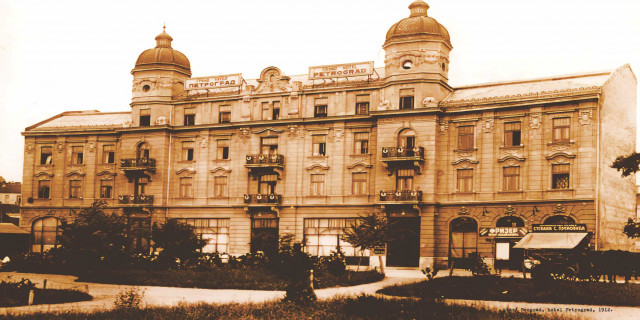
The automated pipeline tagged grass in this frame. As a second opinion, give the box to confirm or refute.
[0,288,92,308]
[4,295,580,320]
[75,268,384,290]
[378,276,640,307]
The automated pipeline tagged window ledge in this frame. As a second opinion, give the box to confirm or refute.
[212,159,231,162]
[498,190,524,194]
[308,155,329,159]
[454,148,477,152]
[547,141,575,146]
[307,195,328,198]
[178,160,195,164]
[499,145,525,149]
[454,191,476,194]
[209,196,229,199]
[100,163,116,165]
[546,188,574,192]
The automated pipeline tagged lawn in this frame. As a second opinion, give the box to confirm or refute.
[4,295,579,320]
[378,276,640,307]
[75,268,384,290]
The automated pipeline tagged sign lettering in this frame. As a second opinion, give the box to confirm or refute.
[185,74,243,90]
[309,61,374,80]
[480,227,528,237]
[531,224,587,233]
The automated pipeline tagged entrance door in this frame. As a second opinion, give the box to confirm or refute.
[387,217,420,267]
[251,218,279,257]
[495,240,524,270]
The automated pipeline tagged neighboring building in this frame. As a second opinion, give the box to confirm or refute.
[20,1,637,268]
[0,182,21,205]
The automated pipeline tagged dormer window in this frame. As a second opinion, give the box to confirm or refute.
[314,98,328,118]
[356,95,370,115]
[184,108,195,126]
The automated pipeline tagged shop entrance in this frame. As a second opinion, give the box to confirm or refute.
[251,217,279,257]
[387,217,420,267]
[493,216,525,270]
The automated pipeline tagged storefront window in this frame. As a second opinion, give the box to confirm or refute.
[449,217,478,263]
[32,217,61,253]
[176,218,230,253]
[304,218,366,260]
[496,216,524,228]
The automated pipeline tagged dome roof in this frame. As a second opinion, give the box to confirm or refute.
[384,1,451,47]
[133,27,191,76]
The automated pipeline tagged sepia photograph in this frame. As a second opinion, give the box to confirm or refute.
[1,0,640,319]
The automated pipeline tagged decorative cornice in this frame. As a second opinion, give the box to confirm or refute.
[306,164,330,171]
[65,170,85,177]
[451,159,479,165]
[442,86,601,108]
[210,167,232,174]
[497,156,526,163]
[34,172,54,178]
[545,152,576,160]
[347,162,373,169]
[176,168,196,175]
[96,170,117,177]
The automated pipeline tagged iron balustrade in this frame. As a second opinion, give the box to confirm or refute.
[118,194,154,204]
[120,158,157,169]
[245,154,285,166]
[381,147,425,159]
[243,194,282,204]
[379,190,422,202]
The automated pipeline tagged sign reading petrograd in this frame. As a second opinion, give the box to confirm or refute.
[532,224,587,232]
[309,61,374,80]
[185,74,242,90]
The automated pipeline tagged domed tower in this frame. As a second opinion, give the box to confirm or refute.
[131,27,191,126]
[383,1,452,105]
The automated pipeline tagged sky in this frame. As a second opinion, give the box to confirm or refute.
[1,0,639,182]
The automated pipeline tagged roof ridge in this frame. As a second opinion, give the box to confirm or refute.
[452,69,613,90]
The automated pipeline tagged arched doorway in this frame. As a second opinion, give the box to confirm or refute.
[136,142,150,161]
[449,217,478,268]
[494,216,525,270]
[397,129,416,156]
[32,217,61,253]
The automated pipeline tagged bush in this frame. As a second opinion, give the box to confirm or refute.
[113,287,145,310]
[151,219,207,269]
[466,252,491,276]
[422,266,440,280]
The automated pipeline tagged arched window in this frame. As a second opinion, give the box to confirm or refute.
[397,129,416,149]
[136,142,150,160]
[496,216,524,228]
[449,217,478,262]
[544,215,575,225]
[32,217,61,253]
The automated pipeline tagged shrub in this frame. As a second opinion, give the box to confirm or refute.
[113,287,145,310]
[466,252,491,276]
[151,219,207,269]
[422,266,440,280]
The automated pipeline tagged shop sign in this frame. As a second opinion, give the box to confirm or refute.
[372,245,386,256]
[532,224,587,232]
[185,74,243,90]
[480,227,527,237]
[309,61,374,80]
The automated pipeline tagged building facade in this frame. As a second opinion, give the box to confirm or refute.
[20,1,637,268]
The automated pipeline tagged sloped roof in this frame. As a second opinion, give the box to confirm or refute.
[0,183,20,194]
[28,111,131,131]
[443,71,611,107]
[0,223,28,234]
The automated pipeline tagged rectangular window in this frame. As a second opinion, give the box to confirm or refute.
[217,139,229,160]
[260,137,278,154]
[40,146,53,165]
[38,180,50,199]
[272,101,280,120]
[552,164,570,189]
[355,95,370,115]
[213,176,228,197]
[182,141,195,161]
[177,218,230,253]
[258,174,278,194]
[261,102,270,120]
[312,135,327,156]
[310,173,325,196]
[180,177,193,198]
[314,98,328,118]
[71,146,83,165]
[457,169,473,192]
[100,180,113,198]
[140,109,151,127]
[102,145,115,164]
[304,218,365,258]
[457,125,474,150]
[69,180,82,198]
[503,166,520,191]
[184,108,195,126]
[396,169,414,191]
[219,105,231,123]
[552,117,570,143]
[352,172,367,195]
[399,88,414,110]
[504,122,521,146]
[354,132,369,154]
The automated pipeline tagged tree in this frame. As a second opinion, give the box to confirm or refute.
[151,219,206,268]
[341,213,390,274]
[57,201,130,270]
[610,152,640,238]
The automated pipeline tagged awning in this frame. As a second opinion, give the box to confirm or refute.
[513,232,588,249]
[0,223,29,234]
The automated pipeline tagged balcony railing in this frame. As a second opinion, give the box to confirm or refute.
[381,147,424,160]
[120,158,157,169]
[379,190,422,202]
[244,194,282,205]
[245,154,285,167]
[118,194,154,205]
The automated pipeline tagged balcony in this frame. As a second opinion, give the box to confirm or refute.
[243,194,282,206]
[120,158,157,172]
[379,190,422,203]
[381,147,424,161]
[245,154,285,168]
[118,194,154,205]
